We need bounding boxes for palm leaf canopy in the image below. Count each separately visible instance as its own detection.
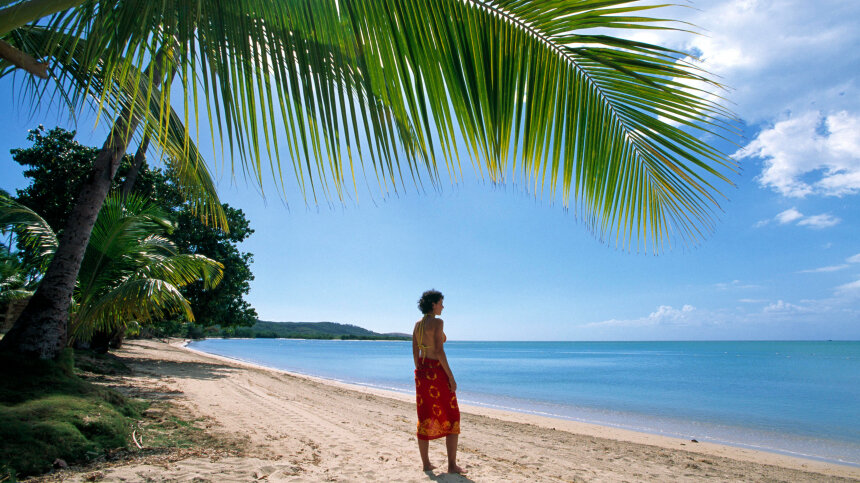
[2,0,738,251]
[4,25,230,229]
[72,193,223,341]
[0,251,36,303]
[0,194,59,272]
[0,193,223,341]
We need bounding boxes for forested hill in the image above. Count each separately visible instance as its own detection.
[231,321,410,340]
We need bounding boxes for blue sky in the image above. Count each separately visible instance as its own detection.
[2,0,859,340]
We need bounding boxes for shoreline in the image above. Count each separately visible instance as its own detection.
[176,339,859,480]
[64,338,859,481]
[183,338,859,469]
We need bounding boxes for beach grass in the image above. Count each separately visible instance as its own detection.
[0,347,240,481]
[0,349,139,479]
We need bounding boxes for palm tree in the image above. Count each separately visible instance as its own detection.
[0,251,34,333]
[0,194,223,346]
[0,251,34,304]
[1,1,738,359]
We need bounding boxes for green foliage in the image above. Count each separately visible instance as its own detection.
[169,204,257,328]
[143,319,407,340]
[0,349,141,479]
[185,323,206,340]
[138,318,184,339]
[8,126,257,330]
[11,126,182,232]
[204,320,409,340]
[0,193,57,275]
[0,194,224,343]
[0,248,35,306]
[11,127,102,235]
[71,194,224,342]
[3,1,737,251]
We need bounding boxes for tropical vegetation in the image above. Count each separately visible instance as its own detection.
[0,343,235,480]
[0,193,224,347]
[1,0,738,360]
[1,230,37,306]
[7,126,258,337]
[210,320,410,340]
[0,349,142,479]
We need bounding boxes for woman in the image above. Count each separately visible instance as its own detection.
[413,289,464,474]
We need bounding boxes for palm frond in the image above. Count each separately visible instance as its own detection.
[0,287,33,303]
[71,193,222,343]
[4,2,424,202]
[70,278,194,342]
[77,193,171,302]
[0,195,58,270]
[131,253,224,290]
[3,25,230,230]
[344,0,738,250]
[5,0,739,250]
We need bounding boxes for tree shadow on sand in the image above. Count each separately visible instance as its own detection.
[119,356,234,381]
[91,341,237,402]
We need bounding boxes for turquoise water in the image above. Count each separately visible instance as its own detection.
[187,339,860,466]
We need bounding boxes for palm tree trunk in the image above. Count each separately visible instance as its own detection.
[0,38,48,78]
[121,134,150,199]
[121,65,175,199]
[0,52,167,360]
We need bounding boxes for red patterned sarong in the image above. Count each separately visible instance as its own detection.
[415,358,460,440]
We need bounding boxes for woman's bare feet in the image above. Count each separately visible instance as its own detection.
[447,464,466,474]
[423,462,437,472]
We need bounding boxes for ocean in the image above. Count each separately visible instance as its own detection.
[186,339,860,466]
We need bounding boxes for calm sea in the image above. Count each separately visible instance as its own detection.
[187,339,860,466]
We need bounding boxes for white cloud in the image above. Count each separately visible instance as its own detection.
[576,296,860,339]
[639,2,860,208]
[715,280,759,290]
[734,111,860,197]
[763,300,805,313]
[798,265,848,274]
[836,279,860,294]
[634,1,860,123]
[756,207,840,230]
[583,304,697,328]
[649,304,695,322]
[775,208,803,224]
[796,213,841,229]
[606,2,860,208]
[799,253,860,274]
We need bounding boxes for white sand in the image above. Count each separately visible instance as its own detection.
[63,339,860,482]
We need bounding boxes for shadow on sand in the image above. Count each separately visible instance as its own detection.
[121,356,234,381]
[100,341,236,401]
[424,469,475,482]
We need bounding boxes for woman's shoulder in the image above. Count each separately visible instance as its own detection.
[416,317,443,327]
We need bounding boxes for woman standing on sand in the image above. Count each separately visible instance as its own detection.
[413,289,465,474]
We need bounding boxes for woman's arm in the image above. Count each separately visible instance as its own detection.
[434,320,457,392]
[412,323,419,369]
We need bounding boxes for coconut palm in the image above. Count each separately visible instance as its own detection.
[0,251,34,304]
[0,194,223,345]
[0,1,738,359]
[0,250,34,334]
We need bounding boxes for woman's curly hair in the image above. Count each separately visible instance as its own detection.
[418,289,444,315]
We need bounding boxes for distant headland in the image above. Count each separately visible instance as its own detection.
[207,320,410,341]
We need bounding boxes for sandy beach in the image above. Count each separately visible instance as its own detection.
[57,339,859,482]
